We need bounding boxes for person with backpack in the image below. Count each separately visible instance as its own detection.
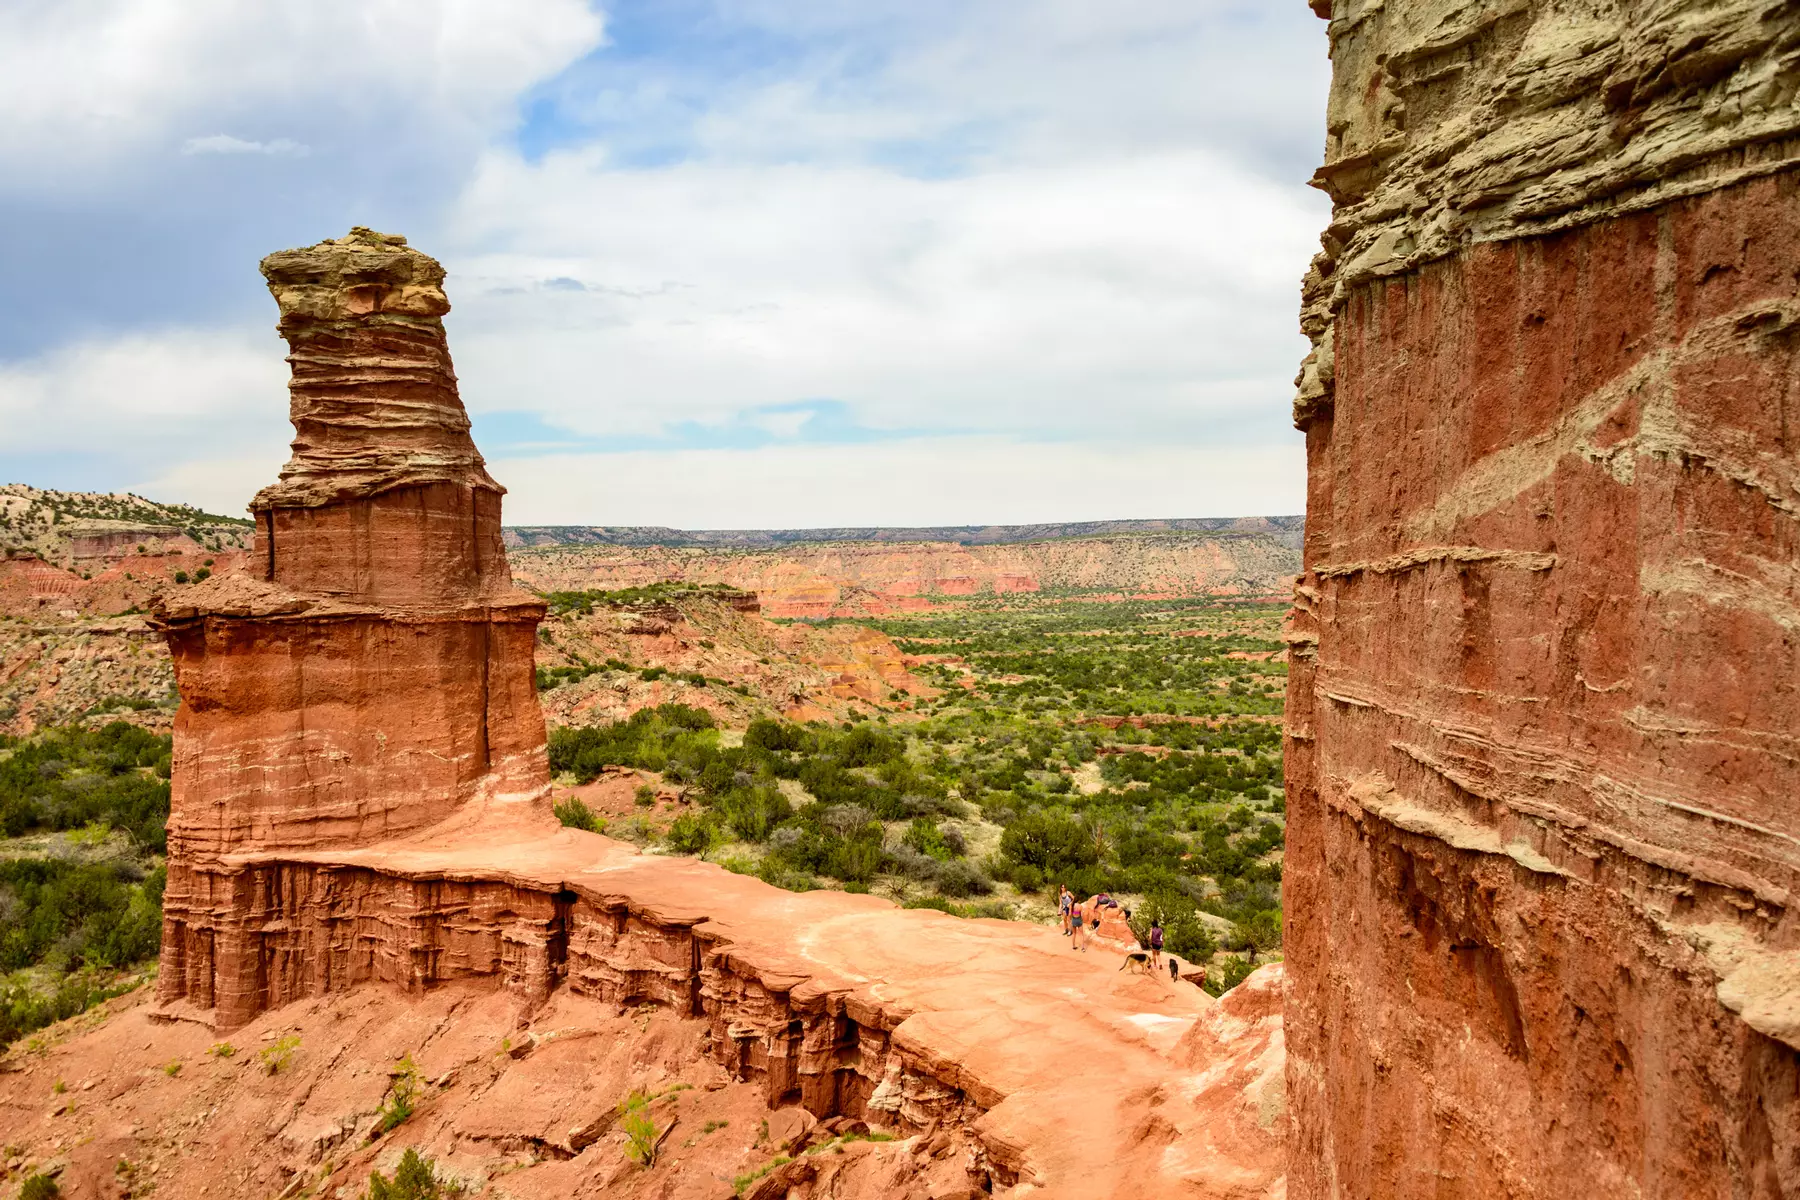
[1148,920,1165,971]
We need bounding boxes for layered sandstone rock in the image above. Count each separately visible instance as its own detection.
[152,228,552,1017]
[1289,3,1800,1196]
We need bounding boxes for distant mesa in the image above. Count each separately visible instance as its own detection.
[504,514,1305,550]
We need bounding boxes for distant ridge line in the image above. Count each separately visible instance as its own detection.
[503,515,1305,550]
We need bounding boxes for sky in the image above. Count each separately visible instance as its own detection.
[0,0,1331,528]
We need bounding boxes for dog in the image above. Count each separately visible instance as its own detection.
[1119,950,1155,976]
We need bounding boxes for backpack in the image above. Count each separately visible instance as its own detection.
[1150,926,1164,950]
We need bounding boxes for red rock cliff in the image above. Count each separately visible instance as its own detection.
[1288,3,1800,1196]
[151,228,550,1016]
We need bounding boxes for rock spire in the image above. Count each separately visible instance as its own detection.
[151,230,550,1016]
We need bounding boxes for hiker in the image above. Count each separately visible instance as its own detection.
[1148,920,1164,970]
[1058,885,1073,936]
[1071,897,1087,951]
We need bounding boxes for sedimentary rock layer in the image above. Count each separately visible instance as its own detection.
[152,229,551,1015]
[1290,3,1800,1196]
[148,816,1285,1196]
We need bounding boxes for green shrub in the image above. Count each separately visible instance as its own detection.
[553,796,604,833]
[618,1089,661,1166]
[998,810,1097,875]
[933,859,992,898]
[1127,891,1216,963]
[664,813,719,855]
[20,1173,59,1200]
[365,1148,456,1199]
[260,1034,300,1075]
[1207,955,1257,996]
[376,1054,422,1134]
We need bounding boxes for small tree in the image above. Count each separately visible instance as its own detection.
[376,1055,423,1134]
[618,1090,661,1167]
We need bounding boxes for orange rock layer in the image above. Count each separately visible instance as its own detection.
[1288,3,1800,1196]
[152,228,552,1016]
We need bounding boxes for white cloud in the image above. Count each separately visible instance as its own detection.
[444,147,1322,447]
[491,438,1305,528]
[180,135,308,156]
[0,327,290,510]
[0,1,1330,526]
[0,0,605,188]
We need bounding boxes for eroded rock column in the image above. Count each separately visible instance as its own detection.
[152,228,550,1023]
[1289,3,1800,1196]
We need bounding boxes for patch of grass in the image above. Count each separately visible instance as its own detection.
[259,1033,300,1075]
[208,1041,236,1058]
[733,1155,792,1195]
[162,1059,181,1077]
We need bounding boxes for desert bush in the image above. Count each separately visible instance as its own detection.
[365,1148,459,1199]
[933,859,993,899]
[618,1089,661,1167]
[900,817,952,861]
[553,796,603,833]
[1207,954,1258,996]
[376,1054,423,1134]
[719,787,791,842]
[260,1033,300,1075]
[664,813,718,856]
[1127,891,1216,963]
[20,1173,59,1200]
[998,810,1096,875]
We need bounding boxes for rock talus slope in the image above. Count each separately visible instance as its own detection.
[113,229,1285,1199]
[1289,3,1800,1197]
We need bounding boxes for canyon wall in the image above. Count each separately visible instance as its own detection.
[1288,3,1800,1197]
[511,532,1300,618]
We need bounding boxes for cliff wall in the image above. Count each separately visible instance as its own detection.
[1288,3,1800,1196]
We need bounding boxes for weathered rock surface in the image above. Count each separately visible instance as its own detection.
[151,228,552,1016]
[123,229,1287,1199]
[1289,3,1800,1196]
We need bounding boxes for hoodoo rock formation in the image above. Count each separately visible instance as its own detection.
[1289,3,1800,1197]
[128,230,1286,1198]
[152,228,551,1024]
